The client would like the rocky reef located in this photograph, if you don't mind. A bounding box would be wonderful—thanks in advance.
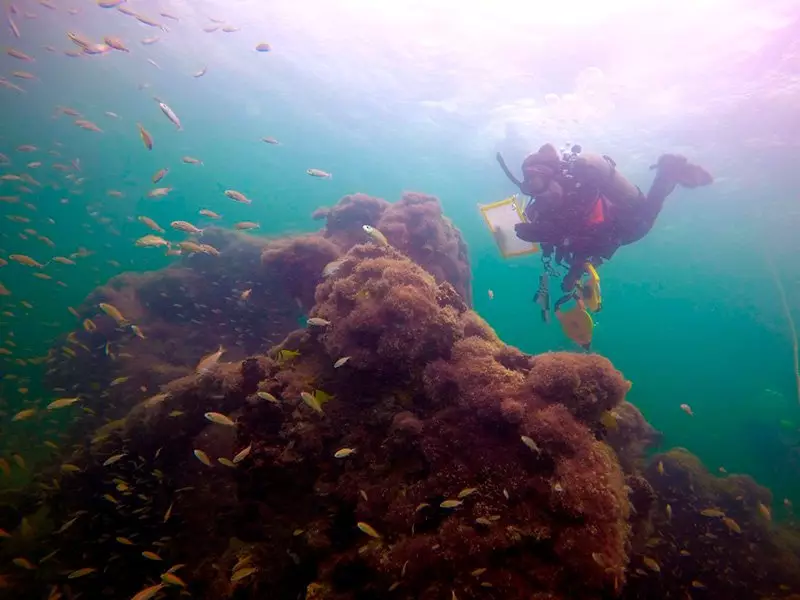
[2,192,800,600]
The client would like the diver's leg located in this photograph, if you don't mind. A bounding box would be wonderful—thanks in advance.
[622,154,713,245]
[615,174,676,246]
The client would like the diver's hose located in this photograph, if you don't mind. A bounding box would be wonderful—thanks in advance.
[496,152,522,188]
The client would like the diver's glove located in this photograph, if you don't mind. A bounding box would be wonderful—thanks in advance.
[514,222,538,242]
[650,154,713,189]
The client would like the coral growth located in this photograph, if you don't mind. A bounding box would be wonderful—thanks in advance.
[621,448,800,599]
[9,243,638,600]
[7,196,800,600]
[316,191,472,305]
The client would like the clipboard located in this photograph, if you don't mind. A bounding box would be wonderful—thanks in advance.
[478,194,539,258]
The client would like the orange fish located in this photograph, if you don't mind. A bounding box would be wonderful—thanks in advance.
[137,123,153,150]
[75,120,103,133]
[9,254,44,267]
[152,168,168,183]
[104,36,129,52]
[7,47,34,61]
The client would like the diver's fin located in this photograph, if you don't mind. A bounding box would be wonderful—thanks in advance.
[580,342,591,352]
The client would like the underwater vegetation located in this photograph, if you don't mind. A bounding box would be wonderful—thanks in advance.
[1,194,799,600]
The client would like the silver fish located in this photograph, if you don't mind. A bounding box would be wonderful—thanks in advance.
[158,101,182,130]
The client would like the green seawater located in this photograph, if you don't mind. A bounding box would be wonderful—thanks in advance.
[1,0,799,516]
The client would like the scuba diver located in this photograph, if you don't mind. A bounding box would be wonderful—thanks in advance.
[496,142,713,349]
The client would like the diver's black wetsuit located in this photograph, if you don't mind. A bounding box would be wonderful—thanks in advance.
[497,145,712,293]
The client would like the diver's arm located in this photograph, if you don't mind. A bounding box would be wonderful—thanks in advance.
[496,152,523,188]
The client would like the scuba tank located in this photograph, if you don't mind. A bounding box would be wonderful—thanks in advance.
[564,146,642,209]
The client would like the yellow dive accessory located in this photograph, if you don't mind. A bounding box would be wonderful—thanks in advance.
[556,298,593,351]
[580,262,602,313]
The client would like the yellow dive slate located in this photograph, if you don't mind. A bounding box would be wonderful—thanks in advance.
[580,262,602,313]
[478,195,539,258]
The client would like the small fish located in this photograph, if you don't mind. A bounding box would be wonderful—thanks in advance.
[136,234,170,248]
[8,15,20,38]
[307,317,330,327]
[722,516,741,533]
[700,508,725,518]
[103,453,125,466]
[642,556,660,573]
[255,42,271,52]
[193,449,212,466]
[142,551,163,561]
[7,47,34,61]
[53,256,76,265]
[234,221,259,230]
[141,36,160,45]
[362,224,388,246]
[199,209,221,219]
[277,349,300,362]
[47,397,79,409]
[67,568,96,579]
[334,356,350,368]
[147,187,172,198]
[137,123,153,150]
[155,101,184,130]
[196,345,224,374]
[334,448,356,458]
[116,536,135,545]
[138,216,164,233]
[255,391,279,404]
[231,567,257,582]
[182,156,202,165]
[12,408,36,421]
[307,168,331,178]
[322,258,345,278]
[131,584,164,600]
[152,168,169,183]
[758,502,772,521]
[232,444,252,463]
[440,499,463,509]
[104,36,129,52]
[657,461,665,475]
[193,65,207,78]
[161,572,187,587]
[457,487,477,499]
[680,403,694,416]
[204,412,236,427]
[262,136,279,144]
[224,189,251,204]
[300,391,323,415]
[163,502,174,523]
[10,254,44,267]
[533,273,551,323]
[171,220,203,234]
[487,289,494,300]
[99,302,128,326]
[218,457,236,468]
[520,435,540,452]
[12,557,37,570]
[357,521,381,539]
